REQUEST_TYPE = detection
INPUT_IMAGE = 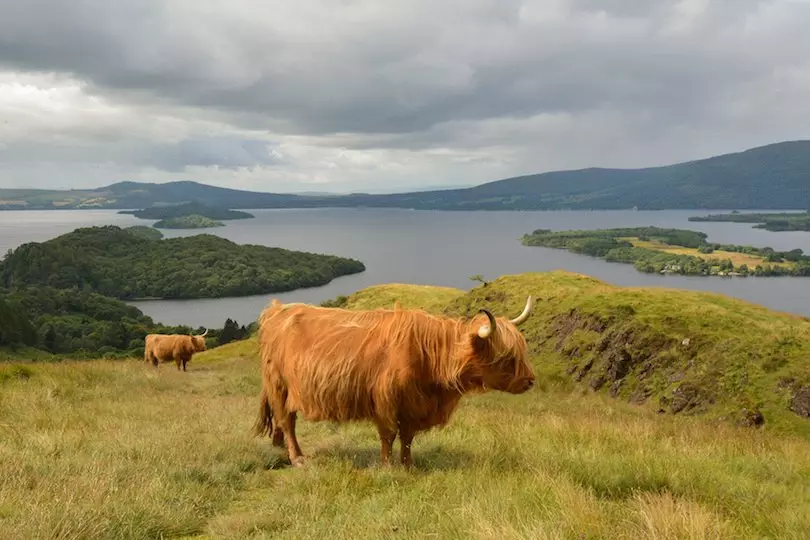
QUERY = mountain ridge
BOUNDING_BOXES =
[2,139,809,211]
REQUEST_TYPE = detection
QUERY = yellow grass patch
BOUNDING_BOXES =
[624,238,793,268]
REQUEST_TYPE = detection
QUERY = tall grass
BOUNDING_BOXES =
[1,346,809,539]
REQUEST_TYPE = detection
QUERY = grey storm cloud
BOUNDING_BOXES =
[147,137,283,172]
[0,0,809,190]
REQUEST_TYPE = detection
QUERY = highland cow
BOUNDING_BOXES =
[144,329,209,372]
[254,296,536,468]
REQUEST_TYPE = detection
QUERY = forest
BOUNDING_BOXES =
[153,215,224,229]
[0,226,365,299]
[0,285,254,358]
[0,225,364,358]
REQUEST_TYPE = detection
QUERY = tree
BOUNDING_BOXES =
[218,318,239,346]
[469,274,488,287]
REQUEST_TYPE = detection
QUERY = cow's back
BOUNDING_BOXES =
[146,334,188,362]
[258,303,456,426]
[259,304,414,422]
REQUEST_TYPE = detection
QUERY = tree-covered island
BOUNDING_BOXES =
[120,202,254,221]
[1,225,365,299]
[0,225,366,358]
[119,202,253,229]
[688,211,810,232]
[521,227,810,277]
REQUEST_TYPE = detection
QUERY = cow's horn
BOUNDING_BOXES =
[199,328,208,337]
[509,296,535,326]
[477,309,497,339]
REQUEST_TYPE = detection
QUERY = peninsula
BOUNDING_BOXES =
[521,226,810,277]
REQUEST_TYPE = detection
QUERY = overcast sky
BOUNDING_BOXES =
[1,0,809,193]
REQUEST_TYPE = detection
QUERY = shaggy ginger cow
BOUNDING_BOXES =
[144,329,208,372]
[254,296,536,468]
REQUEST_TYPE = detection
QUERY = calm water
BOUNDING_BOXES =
[2,208,810,327]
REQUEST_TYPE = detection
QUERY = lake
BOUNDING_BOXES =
[2,208,810,327]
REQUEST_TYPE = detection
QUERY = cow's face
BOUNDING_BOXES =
[191,335,207,352]
[467,297,536,394]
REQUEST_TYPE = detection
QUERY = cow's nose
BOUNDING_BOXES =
[525,379,534,390]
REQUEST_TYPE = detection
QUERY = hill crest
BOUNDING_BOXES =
[2,139,809,210]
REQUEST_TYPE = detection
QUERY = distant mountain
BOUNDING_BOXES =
[1,140,809,211]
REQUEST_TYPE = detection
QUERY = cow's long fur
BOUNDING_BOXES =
[144,331,208,372]
[254,298,535,467]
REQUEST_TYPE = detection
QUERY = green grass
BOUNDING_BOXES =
[2,271,810,538]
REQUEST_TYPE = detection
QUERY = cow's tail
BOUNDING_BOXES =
[253,386,274,438]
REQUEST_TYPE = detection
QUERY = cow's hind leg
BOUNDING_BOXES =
[374,420,397,466]
[279,412,305,467]
[271,426,285,448]
[399,422,416,469]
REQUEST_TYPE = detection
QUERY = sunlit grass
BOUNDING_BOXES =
[627,237,794,269]
[3,271,810,538]
[1,343,809,539]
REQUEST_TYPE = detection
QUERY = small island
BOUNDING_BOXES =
[521,226,810,277]
[153,214,224,229]
[689,211,810,232]
[119,202,254,230]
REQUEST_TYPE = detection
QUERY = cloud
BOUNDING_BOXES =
[0,0,809,192]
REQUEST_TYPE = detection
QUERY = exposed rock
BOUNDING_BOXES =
[668,383,711,414]
[605,348,633,382]
[590,375,606,391]
[790,386,810,418]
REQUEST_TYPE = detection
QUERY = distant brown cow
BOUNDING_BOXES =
[254,296,536,468]
[144,329,209,372]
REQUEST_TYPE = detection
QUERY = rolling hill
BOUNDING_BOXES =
[1,140,809,211]
[2,271,810,538]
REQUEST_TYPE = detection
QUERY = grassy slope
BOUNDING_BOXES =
[2,273,810,538]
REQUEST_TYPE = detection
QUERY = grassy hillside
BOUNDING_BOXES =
[2,140,810,211]
[3,274,810,538]
[332,273,810,434]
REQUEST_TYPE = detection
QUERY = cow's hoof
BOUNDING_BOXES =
[291,456,306,468]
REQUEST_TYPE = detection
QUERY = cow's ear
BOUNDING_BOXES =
[475,309,497,340]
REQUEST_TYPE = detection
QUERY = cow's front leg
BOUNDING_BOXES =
[375,421,397,465]
[399,423,416,468]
